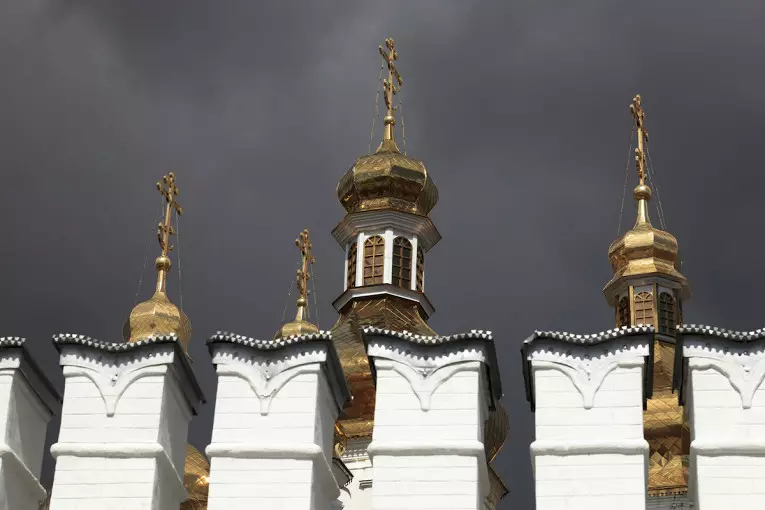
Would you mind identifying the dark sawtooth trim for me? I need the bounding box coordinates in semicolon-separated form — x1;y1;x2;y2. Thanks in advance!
521;326;656;412
674;324;765;406
208;331;350;412
53;333;205;414
0;337;61;416
360;327;502;409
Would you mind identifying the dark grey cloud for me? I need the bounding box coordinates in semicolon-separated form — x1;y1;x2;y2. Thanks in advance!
2;1;764;507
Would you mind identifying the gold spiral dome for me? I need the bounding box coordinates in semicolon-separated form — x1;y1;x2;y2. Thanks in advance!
123;255;192;351
337;138;439;216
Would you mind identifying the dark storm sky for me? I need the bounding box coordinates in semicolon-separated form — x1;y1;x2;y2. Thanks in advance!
2;1;764;508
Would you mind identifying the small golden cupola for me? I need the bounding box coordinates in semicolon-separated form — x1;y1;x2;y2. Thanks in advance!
336;38;438;216
124;172;192;351
274;229;320;340
604;95;691;498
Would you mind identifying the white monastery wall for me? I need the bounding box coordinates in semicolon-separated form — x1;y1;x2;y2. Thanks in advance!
205;333;349;510
365;329;500;510
680;326;765;510
524;327;652;510
0;340;58;510
48;336;201;510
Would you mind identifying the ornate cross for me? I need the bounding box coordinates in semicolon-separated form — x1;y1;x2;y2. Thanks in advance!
295;229;315;304
156;172;183;256
630;95;648;184
379;38;403;115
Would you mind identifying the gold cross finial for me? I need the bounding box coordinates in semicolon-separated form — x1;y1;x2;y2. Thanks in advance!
156;172;183;257
378;38;403;147
630;95;648;185
295;229;315;309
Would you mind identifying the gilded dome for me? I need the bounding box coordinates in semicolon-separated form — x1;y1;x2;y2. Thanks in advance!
604;184;690;302
181;444;210;509
123;255;192;351
274;316;319;340
337;139;438;216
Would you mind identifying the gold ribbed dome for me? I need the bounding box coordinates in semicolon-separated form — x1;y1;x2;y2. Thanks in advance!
336;138;438;215
124;258;192;350
604;184;689;299
181;444;209;509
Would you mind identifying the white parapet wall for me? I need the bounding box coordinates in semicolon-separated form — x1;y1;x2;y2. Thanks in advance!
205;331;350;510
521;326;653;510
677;325;765;509
48;334;204;510
0;338;60;510
363;328;502;510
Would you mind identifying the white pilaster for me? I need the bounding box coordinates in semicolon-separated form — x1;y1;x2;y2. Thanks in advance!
48;334;203;510
678;325;765;509
356;233;366;288
364;328;501;510
206;331;350;510
0;338;60;510
522;326;653;510
409;236;418;291
382;229;394;285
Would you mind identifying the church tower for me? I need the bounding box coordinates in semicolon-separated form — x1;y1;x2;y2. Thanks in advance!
603;95;692;498
330;39;508;507
331;37;440;446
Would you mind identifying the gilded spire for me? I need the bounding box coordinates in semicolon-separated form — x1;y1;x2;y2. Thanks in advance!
377;37;403;153
274;229;320;340
124;172;191;350
630;94;652;225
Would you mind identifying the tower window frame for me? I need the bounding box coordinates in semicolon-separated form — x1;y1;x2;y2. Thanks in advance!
617;296;630;327
415;246;424;291
391;237;413;289
634;291;654;327
658;291;677;335
346;241;357;289
363;235;385;285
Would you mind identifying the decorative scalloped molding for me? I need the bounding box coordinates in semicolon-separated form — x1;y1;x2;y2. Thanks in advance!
368;340;489;411
211;344;328;415
685;341;765;409
379;358;481;411
528;341;648;409
59;347;174;417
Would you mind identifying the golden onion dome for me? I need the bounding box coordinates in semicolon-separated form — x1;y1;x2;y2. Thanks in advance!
604;184;690;302
337;138;438;216
181;444;210;509
123;255;192;351
274;298;320;340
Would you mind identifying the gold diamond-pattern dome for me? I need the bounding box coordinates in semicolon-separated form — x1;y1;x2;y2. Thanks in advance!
336;139;438;216
181;444;210;509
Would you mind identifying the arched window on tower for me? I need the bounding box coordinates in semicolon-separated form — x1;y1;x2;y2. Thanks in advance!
634;291;654;327
617;296;630;327
346;242;357;289
658;292;676;335
363;236;385;285
416;247;424;291
392;237;412;289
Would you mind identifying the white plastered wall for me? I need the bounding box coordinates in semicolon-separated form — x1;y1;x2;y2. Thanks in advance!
367;340;492;510
0;363;51;510
206;342;344;510
48;346;191;510
684;340;765;509
528;340;650;510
